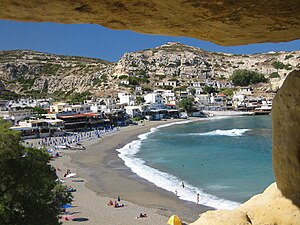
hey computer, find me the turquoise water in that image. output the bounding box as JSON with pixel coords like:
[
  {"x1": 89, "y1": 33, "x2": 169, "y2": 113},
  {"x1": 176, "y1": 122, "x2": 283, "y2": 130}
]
[{"x1": 117, "y1": 116, "x2": 274, "y2": 209}]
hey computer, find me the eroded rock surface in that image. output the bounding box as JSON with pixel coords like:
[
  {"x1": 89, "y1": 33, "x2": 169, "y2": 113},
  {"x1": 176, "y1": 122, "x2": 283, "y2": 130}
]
[
  {"x1": 190, "y1": 183, "x2": 300, "y2": 225},
  {"x1": 0, "y1": 0, "x2": 300, "y2": 45},
  {"x1": 272, "y1": 70, "x2": 300, "y2": 207}
]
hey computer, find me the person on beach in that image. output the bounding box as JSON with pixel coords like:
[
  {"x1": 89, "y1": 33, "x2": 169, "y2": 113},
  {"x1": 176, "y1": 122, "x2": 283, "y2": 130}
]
[
  {"x1": 136, "y1": 213, "x2": 147, "y2": 218},
  {"x1": 175, "y1": 189, "x2": 178, "y2": 196},
  {"x1": 64, "y1": 169, "x2": 71, "y2": 177},
  {"x1": 181, "y1": 182, "x2": 185, "y2": 188},
  {"x1": 107, "y1": 200, "x2": 113, "y2": 206},
  {"x1": 197, "y1": 193, "x2": 200, "y2": 204},
  {"x1": 117, "y1": 195, "x2": 121, "y2": 202}
]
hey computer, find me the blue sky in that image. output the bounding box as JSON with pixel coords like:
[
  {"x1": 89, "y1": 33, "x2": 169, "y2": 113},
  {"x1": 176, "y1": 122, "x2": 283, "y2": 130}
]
[{"x1": 0, "y1": 20, "x2": 299, "y2": 62}]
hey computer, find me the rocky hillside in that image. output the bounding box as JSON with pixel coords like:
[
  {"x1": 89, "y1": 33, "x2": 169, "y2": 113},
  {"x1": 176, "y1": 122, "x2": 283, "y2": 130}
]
[
  {"x1": 114, "y1": 42, "x2": 300, "y2": 92},
  {"x1": 0, "y1": 50, "x2": 114, "y2": 97},
  {"x1": 0, "y1": 43, "x2": 299, "y2": 98}
]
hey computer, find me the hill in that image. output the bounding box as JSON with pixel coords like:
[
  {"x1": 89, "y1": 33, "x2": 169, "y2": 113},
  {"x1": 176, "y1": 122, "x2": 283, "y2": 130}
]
[{"x1": 0, "y1": 43, "x2": 299, "y2": 99}]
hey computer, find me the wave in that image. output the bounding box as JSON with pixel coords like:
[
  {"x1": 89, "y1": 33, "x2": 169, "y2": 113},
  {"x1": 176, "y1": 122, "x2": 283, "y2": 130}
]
[
  {"x1": 184, "y1": 129, "x2": 250, "y2": 137},
  {"x1": 116, "y1": 119, "x2": 241, "y2": 210}
]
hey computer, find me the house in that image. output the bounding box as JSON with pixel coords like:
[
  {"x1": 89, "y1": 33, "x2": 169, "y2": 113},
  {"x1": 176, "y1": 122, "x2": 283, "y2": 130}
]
[
  {"x1": 64, "y1": 104, "x2": 91, "y2": 114},
  {"x1": 144, "y1": 93, "x2": 164, "y2": 104},
  {"x1": 0, "y1": 109, "x2": 35, "y2": 125},
  {"x1": 50, "y1": 102, "x2": 68, "y2": 113},
  {"x1": 50, "y1": 103, "x2": 91, "y2": 114},
  {"x1": 154, "y1": 89, "x2": 176, "y2": 103},
  {"x1": 10, "y1": 118, "x2": 65, "y2": 139},
  {"x1": 120, "y1": 80, "x2": 129, "y2": 85},
  {"x1": 118, "y1": 92, "x2": 135, "y2": 106},
  {"x1": 216, "y1": 81, "x2": 233, "y2": 89},
  {"x1": 238, "y1": 87, "x2": 252, "y2": 95},
  {"x1": 155, "y1": 81, "x2": 177, "y2": 87},
  {"x1": 0, "y1": 100, "x2": 7, "y2": 111},
  {"x1": 195, "y1": 94, "x2": 210, "y2": 105},
  {"x1": 124, "y1": 105, "x2": 144, "y2": 117}
]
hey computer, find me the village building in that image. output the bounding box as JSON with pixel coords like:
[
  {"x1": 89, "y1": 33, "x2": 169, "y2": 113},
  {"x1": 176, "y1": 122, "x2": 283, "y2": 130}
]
[{"x1": 118, "y1": 92, "x2": 135, "y2": 106}]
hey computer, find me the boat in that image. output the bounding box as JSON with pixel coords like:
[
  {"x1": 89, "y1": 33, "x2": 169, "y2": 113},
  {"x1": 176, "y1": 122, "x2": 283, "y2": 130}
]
[{"x1": 254, "y1": 105, "x2": 272, "y2": 115}]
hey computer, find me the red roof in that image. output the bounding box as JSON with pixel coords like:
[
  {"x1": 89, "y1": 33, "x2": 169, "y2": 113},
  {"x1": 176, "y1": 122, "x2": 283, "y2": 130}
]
[
  {"x1": 58, "y1": 113, "x2": 99, "y2": 119},
  {"x1": 165, "y1": 103, "x2": 176, "y2": 106}
]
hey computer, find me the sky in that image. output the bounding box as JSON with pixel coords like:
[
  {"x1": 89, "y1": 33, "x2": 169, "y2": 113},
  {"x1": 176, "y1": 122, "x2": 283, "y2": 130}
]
[{"x1": 0, "y1": 20, "x2": 299, "y2": 62}]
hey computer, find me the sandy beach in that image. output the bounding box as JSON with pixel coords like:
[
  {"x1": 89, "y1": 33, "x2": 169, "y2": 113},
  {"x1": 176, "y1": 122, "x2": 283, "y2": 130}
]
[{"x1": 32, "y1": 119, "x2": 213, "y2": 224}]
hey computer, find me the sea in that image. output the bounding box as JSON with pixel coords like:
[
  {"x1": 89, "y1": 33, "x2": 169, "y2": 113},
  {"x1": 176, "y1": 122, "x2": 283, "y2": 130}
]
[{"x1": 117, "y1": 116, "x2": 274, "y2": 210}]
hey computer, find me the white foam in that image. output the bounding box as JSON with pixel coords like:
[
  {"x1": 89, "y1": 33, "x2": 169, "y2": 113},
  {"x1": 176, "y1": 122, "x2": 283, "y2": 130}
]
[
  {"x1": 185, "y1": 129, "x2": 250, "y2": 137},
  {"x1": 116, "y1": 118, "x2": 241, "y2": 210}
]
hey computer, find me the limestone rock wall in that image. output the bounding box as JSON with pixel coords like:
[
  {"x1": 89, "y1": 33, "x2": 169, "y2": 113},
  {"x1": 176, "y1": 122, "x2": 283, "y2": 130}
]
[
  {"x1": 272, "y1": 70, "x2": 300, "y2": 207},
  {"x1": 0, "y1": 0, "x2": 300, "y2": 45},
  {"x1": 190, "y1": 183, "x2": 300, "y2": 225}
]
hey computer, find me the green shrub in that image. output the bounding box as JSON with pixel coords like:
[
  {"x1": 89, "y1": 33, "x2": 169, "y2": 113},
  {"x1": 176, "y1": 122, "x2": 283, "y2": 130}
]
[
  {"x1": 272, "y1": 61, "x2": 292, "y2": 70},
  {"x1": 203, "y1": 85, "x2": 217, "y2": 94},
  {"x1": 119, "y1": 75, "x2": 129, "y2": 80},
  {"x1": 269, "y1": 72, "x2": 280, "y2": 78},
  {"x1": 133, "y1": 115, "x2": 143, "y2": 121},
  {"x1": 284, "y1": 54, "x2": 294, "y2": 60},
  {"x1": 219, "y1": 88, "x2": 234, "y2": 96},
  {"x1": 230, "y1": 69, "x2": 267, "y2": 86}
]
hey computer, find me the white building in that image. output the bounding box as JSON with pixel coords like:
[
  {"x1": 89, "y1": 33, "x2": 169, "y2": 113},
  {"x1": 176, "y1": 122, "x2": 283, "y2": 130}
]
[
  {"x1": 155, "y1": 81, "x2": 177, "y2": 87},
  {"x1": 195, "y1": 94, "x2": 210, "y2": 105},
  {"x1": 237, "y1": 87, "x2": 252, "y2": 95},
  {"x1": 144, "y1": 93, "x2": 164, "y2": 104},
  {"x1": 118, "y1": 92, "x2": 135, "y2": 106},
  {"x1": 0, "y1": 109, "x2": 35, "y2": 125},
  {"x1": 6, "y1": 98, "x2": 52, "y2": 110},
  {"x1": 154, "y1": 89, "x2": 176, "y2": 104},
  {"x1": 64, "y1": 104, "x2": 91, "y2": 114},
  {"x1": 124, "y1": 105, "x2": 145, "y2": 117},
  {"x1": 120, "y1": 80, "x2": 129, "y2": 85},
  {"x1": 50, "y1": 103, "x2": 91, "y2": 114}
]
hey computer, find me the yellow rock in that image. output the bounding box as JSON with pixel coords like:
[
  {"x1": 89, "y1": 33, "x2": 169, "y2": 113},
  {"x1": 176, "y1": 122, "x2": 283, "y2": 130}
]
[
  {"x1": 190, "y1": 209, "x2": 251, "y2": 225},
  {"x1": 191, "y1": 183, "x2": 300, "y2": 225},
  {"x1": 272, "y1": 70, "x2": 300, "y2": 206}
]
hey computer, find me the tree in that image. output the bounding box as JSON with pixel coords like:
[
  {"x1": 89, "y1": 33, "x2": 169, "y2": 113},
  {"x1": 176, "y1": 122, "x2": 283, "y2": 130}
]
[
  {"x1": 269, "y1": 72, "x2": 280, "y2": 78},
  {"x1": 230, "y1": 69, "x2": 267, "y2": 86},
  {"x1": 179, "y1": 98, "x2": 194, "y2": 113},
  {"x1": 219, "y1": 88, "x2": 234, "y2": 96},
  {"x1": 135, "y1": 96, "x2": 145, "y2": 105},
  {"x1": 272, "y1": 61, "x2": 285, "y2": 70},
  {"x1": 190, "y1": 88, "x2": 196, "y2": 96},
  {"x1": 0, "y1": 119, "x2": 72, "y2": 225},
  {"x1": 203, "y1": 85, "x2": 217, "y2": 94}
]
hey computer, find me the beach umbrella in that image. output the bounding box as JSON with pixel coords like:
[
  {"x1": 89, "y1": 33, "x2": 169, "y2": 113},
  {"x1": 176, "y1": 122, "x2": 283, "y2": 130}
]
[
  {"x1": 61, "y1": 203, "x2": 73, "y2": 209},
  {"x1": 167, "y1": 215, "x2": 182, "y2": 225}
]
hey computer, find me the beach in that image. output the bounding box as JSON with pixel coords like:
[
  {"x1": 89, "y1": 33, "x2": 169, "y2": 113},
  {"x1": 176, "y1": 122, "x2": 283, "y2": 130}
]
[{"x1": 31, "y1": 119, "x2": 212, "y2": 225}]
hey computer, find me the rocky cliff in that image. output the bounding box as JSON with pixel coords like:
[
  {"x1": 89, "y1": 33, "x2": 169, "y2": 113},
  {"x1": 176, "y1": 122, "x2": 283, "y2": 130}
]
[
  {"x1": 0, "y1": 43, "x2": 299, "y2": 98},
  {"x1": 114, "y1": 42, "x2": 299, "y2": 91},
  {"x1": 0, "y1": 50, "x2": 113, "y2": 97}
]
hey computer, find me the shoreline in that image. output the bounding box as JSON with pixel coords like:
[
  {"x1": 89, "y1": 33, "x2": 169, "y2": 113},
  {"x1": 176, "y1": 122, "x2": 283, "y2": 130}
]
[
  {"x1": 30, "y1": 118, "x2": 213, "y2": 224},
  {"x1": 69, "y1": 119, "x2": 213, "y2": 223}
]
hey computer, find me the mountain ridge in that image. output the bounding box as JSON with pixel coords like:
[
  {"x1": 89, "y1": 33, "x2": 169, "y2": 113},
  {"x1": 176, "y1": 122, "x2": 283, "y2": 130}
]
[{"x1": 0, "y1": 42, "x2": 299, "y2": 99}]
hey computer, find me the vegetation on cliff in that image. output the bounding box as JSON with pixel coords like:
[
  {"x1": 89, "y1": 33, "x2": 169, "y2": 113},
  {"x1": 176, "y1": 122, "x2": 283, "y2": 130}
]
[{"x1": 230, "y1": 69, "x2": 268, "y2": 86}]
